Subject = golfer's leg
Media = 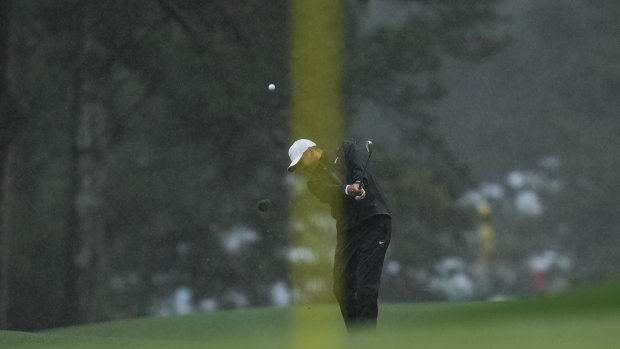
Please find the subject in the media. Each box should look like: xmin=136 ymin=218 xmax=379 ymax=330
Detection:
xmin=333 ymin=234 xmax=358 ymax=330
xmin=355 ymin=216 xmax=391 ymax=327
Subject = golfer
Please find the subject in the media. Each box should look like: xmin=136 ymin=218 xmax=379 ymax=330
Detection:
xmin=287 ymin=139 xmax=391 ymax=332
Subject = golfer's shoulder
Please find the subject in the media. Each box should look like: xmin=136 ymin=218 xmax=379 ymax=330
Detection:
xmin=306 ymin=174 xmax=325 ymax=192
xmin=339 ymin=139 xmax=358 ymax=155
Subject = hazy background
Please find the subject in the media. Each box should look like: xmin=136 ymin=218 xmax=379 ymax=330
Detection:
xmin=0 ymin=0 xmax=618 ymax=331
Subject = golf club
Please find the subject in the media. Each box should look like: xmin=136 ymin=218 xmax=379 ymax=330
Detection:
xmin=359 ymin=140 xmax=373 ymax=190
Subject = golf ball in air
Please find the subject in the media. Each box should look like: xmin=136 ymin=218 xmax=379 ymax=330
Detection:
xmin=268 ymin=83 xmax=275 ymax=90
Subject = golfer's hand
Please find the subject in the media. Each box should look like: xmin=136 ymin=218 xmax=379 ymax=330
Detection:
xmin=354 ymin=190 xmax=366 ymax=201
xmin=346 ymin=183 xmax=365 ymax=197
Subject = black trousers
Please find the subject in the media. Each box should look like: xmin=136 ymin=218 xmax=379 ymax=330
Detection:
xmin=333 ymin=215 xmax=391 ymax=332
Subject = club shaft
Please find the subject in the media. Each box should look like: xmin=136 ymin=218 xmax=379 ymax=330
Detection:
xmin=359 ymin=152 xmax=372 ymax=189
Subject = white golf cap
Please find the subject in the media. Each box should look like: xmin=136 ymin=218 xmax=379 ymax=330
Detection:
xmin=287 ymin=139 xmax=316 ymax=172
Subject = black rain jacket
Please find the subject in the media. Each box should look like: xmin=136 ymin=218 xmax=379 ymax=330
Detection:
xmin=307 ymin=140 xmax=390 ymax=233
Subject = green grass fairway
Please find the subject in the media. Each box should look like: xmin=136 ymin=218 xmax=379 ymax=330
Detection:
xmin=2 ymin=279 xmax=619 ymax=349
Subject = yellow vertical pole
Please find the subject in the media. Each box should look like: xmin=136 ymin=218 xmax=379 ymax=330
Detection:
xmin=475 ymin=203 xmax=494 ymax=293
xmin=478 ymin=203 xmax=494 ymax=258
xmin=290 ymin=0 xmax=343 ymax=148
xmin=289 ymin=0 xmax=345 ymax=347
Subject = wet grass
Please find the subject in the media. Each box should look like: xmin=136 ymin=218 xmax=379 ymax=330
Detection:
xmin=1 ymin=278 xmax=619 ymax=349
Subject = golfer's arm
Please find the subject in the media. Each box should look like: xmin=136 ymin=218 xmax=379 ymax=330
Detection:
xmin=307 ymin=180 xmax=347 ymax=204
xmin=344 ymin=143 xmax=365 ymax=183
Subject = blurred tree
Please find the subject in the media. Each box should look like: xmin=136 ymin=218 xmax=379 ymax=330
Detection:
xmin=524 ymin=0 xmax=620 ymax=281
xmin=82 ymin=0 xmax=290 ymax=320
xmin=421 ymin=0 xmax=620 ymax=294
xmin=5 ymin=0 xmax=78 ymax=329
xmin=0 ymin=0 xmax=22 ymax=330
xmin=99 ymin=0 xmax=291 ymax=315
xmin=0 ymin=0 xmax=9 ymax=329
xmin=65 ymin=0 xmax=114 ymax=324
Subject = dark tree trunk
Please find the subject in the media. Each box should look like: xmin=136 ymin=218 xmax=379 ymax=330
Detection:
xmin=0 ymin=130 xmax=18 ymax=330
xmin=0 ymin=0 xmax=15 ymax=330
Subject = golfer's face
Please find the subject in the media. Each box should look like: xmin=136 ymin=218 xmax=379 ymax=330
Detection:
xmin=299 ymin=148 xmax=318 ymax=173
